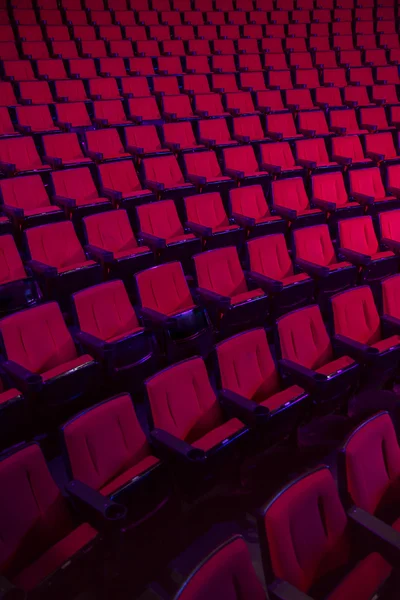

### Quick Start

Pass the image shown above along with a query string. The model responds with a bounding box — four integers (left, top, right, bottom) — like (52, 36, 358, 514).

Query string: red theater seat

(311, 171, 364, 220)
(349, 167, 399, 214)
(223, 145, 269, 189)
(184, 192, 241, 250)
(43, 132, 92, 168)
(0, 108, 19, 139)
(15, 105, 60, 134)
(197, 118, 238, 150)
(0, 136, 50, 177)
(265, 112, 301, 141)
(259, 142, 303, 179)
(18, 81, 53, 105)
(97, 160, 154, 210)
(0, 234, 39, 316)
(125, 125, 170, 159)
(51, 167, 111, 221)
(184, 150, 234, 198)
(141, 154, 196, 202)
(55, 102, 92, 132)
(331, 135, 373, 169)
(271, 177, 325, 228)
(295, 138, 340, 173)
(229, 185, 286, 238)
(85, 128, 130, 162)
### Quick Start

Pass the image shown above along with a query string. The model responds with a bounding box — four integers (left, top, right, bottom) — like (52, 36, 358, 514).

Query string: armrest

(186, 174, 207, 185)
(330, 125, 347, 134)
(163, 141, 181, 151)
(296, 158, 317, 169)
(196, 287, 231, 308)
(365, 151, 385, 162)
(66, 479, 127, 523)
(52, 194, 76, 208)
(333, 334, 379, 362)
(55, 120, 72, 131)
(338, 247, 371, 265)
(140, 307, 174, 328)
(139, 232, 166, 248)
(273, 204, 297, 220)
(231, 212, 256, 228)
(219, 389, 269, 425)
(224, 168, 245, 179)
(360, 123, 378, 133)
(332, 154, 352, 166)
(144, 180, 165, 192)
(381, 314, 400, 337)
(198, 137, 215, 147)
(2, 204, 24, 219)
(101, 187, 122, 201)
(298, 128, 316, 137)
(0, 162, 16, 175)
(269, 581, 315, 600)
(248, 270, 282, 293)
(351, 191, 375, 205)
(42, 155, 62, 168)
(86, 150, 104, 161)
(266, 131, 284, 141)
(386, 186, 400, 198)
(312, 197, 336, 212)
(150, 428, 206, 463)
(126, 144, 144, 155)
(185, 220, 212, 237)
(92, 117, 109, 127)
(15, 124, 32, 134)
(89, 93, 101, 101)
(260, 162, 282, 174)
(227, 108, 241, 116)
(347, 506, 400, 566)
(73, 330, 109, 361)
(0, 575, 26, 600)
(195, 109, 209, 117)
(27, 259, 58, 277)
(163, 112, 177, 120)
(381, 237, 400, 253)
(1, 360, 42, 394)
(233, 134, 251, 143)
(85, 244, 114, 263)
(279, 358, 326, 389)
(295, 258, 330, 278)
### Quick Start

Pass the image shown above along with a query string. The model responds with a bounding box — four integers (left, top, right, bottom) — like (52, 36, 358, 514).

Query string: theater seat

(258, 466, 395, 600)
(0, 443, 103, 598)
(162, 121, 205, 153)
(51, 167, 112, 224)
(197, 118, 238, 150)
(184, 192, 242, 250)
(55, 102, 93, 132)
(147, 356, 248, 475)
(136, 261, 213, 361)
(72, 282, 157, 387)
(98, 160, 155, 211)
(331, 286, 400, 388)
(265, 112, 302, 141)
(184, 151, 235, 199)
(43, 132, 92, 168)
(223, 146, 270, 190)
(271, 177, 325, 229)
(142, 154, 196, 204)
(379, 209, 400, 256)
(0, 136, 50, 177)
(137, 200, 201, 272)
(364, 132, 400, 166)
(194, 246, 269, 336)
(259, 142, 303, 179)
(229, 185, 286, 238)
(231, 116, 265, 145)
(298, 110, 330, 138)
(83, 209, 153, 286)
(25, 220, 103, 309)
(124, 125, 170, 160)
(85, 129, 131, 163)
(295, 138, 340, 174)
(0, 234, 39, 317)
(277, 304, 359, 400)
(331, 135, 373, 169)
(348, 167, 400, 214)
(247, 234, 314, 316)
(15, 104, 60, 135)
(0, 175, 64, 230)
(311, 171, 364, 221)
(217, 328, 308, 434)
(0, 302, 101, 421)
(329, 109, 368, 136)
(338, 216, 399, 287)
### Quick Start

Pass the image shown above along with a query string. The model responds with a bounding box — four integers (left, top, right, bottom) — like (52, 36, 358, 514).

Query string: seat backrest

(88, 77, 120, 100)
(93, 100, 127, 123)
(26, 220, 86, 269)
(0, 137, 42, 172)
(73, 280, 139, 342)
(295, 138, 329, 165)
(98, 160, 141, 193)
(260, 467, 349, 593)
(349, 167, 386, 200)
(260, 142, 295, 169)
(184, 150, 222, 180)
(54, 79, 87, 102)
(360, 107, 388, 128)
(0, 174, 50, 210)
(19, 81, 53, 104)
(330, 109, 359, 131)
(365, 132, 396, 160)
(198, 118, 232, 143)
(62, 393, 153, 492)
(382, 274, 400, 319)
(217, 328, 280, 403)
(153, 77, 180, 96)
(136, 261, 193, 316)
(338, 216, 379, 256)
(0, 302, 77, 373)
(162, 121, 196, 147)
(331, 286, 381, 345)
(83, 209, 137, 253)
(342, 413, 400, 515)
(248, 234, 293, 281)
(86, 128, 126, 158)
(185, 192, 228, 229)
(298, 111, 329, 135)
(43, 132, 84, 162)
(0, 443, 75, 579)
(343, 85, 371, 106)
(142, 155, 185, 186)
(232, 116, 263, 140)
(277, 305, 333, 370)
(51, 167, 99, 204)
(0, 82, 17, 107)
(311, 172, 349, 208)
(194, 93, 225, 117)
(56, 102, 92, 128)
(146, 357, 223, 443)
(137, 199, 184, 240)
(0, 234, 26, 284)
(194, 246, 247, 298)
(271, 177, 309, 212)
(121, 76, 150, 97)
(286, 89, 314, 110)
(229, 185, 269, 219)
(265, 113, 297, 137)
(223, 146, 259, 174)
(331, 134, 365, 160)
(125, 124, 162, 153)
(16, 105, 54, 130)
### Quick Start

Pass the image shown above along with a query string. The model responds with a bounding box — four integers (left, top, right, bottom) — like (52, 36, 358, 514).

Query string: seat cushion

(121, 189, 152, 199)
(107, 326, 144, 342)
(298, 208, 322, 217)
(372, 335, 400, 353)
(57, 260, 97, 274)
(372, 251, 395, 260)
(316, 355, 355, 376)
(100, 454, 160, 496)
(114, 246, 150, 259)
(281, 273, 310, 286)
(328, 261, 353, 271)
(231, 288, 264, 304)
(0, 388, 21, 404)
(192, 418, 244, 451)
(42, 354, 94, 381)
(256, 215, 283, 224)
(24, 206, 61, 217)
(326, 552, 392, 600)
(167, 233, 197, 244)
(261, 384, 305, 412)
(13, 524, 97, 592)
(213, 224, 240, 233)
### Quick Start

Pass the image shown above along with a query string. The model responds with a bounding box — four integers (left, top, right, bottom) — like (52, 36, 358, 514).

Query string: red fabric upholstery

(136, 261, 194, 316)
(230, 185, 278, 224)
(86, 128, 130, 160)
(343, 86, 372, 108)
(63, 393, 158, 493)
(19, 81, 53, 105)
(185, 192, 236, 232)
(84, 209, 147, 258)
(0, 174, 53, 213)
(0, 443, 96, 590)
(271, 177, 313, 214)
(146, 356, 243, 446)
(125, 125, 166, 155)
(260, 142, 301, 173)
(194, 93, 228, 118)
(88, 77, 121, 100)
(98, 160, 150, 197)
(198, 118, 236, 146)
(339, 216, 387, 258)
(382, 274, 400, 319)
(349, 167, 391, 202)
(217, 328, 305, 410)
(248, 234, 306, 284)
(223, 145, 266, 177)
(55, 102, 92, 128)
(137, 199, 194, 244)
(184, 151, 230, 183)
(255, 90, 285, 111)
(295, 138, 335, 167)
(294, 224, 344, 268)
(365, 132, 397, 160)
(312, 172, 354, 209)
(93, 100, 129, 125)
(232, 115, 264, 140)
(0, 235, 27, 284)
(0, 137, 46, 173)
(265, 113, 299, 138)
(330, 109, 366, 135)
(163, 121, 201, 150)
(52, 167, 108, 207)
(331, 135, 371, 165)
(0, 83, 18, 107)
(16, 105, 59, 133)
(43, 133, 90, 166)
(54, 80, 87, 102)
(298, 110, 329, 135)
(121, 77, 151, 97)
(153, 77, 180, 96)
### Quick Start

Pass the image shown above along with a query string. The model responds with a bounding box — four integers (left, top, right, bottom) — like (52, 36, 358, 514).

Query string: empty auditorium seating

(184, 150, 235, 198)
(271, 177, 325, 228)
(85, 129, 130, 162)
(141, 154, 196, 202)
(194, 246, 268, 336)
(348, 167, 400, 214)
(0, 233, 39, 316)
(331, 135, 373, 169)
(0, 302, 101, 420)
(223, 146, 269, 189)
(259, 142, 303, 179)
(364, 132, 400, 165)
(0, 136, 50, 176)
(97, 160, 155, 212)
(331, 286, 400, 387)
(247, 234, 314, 316)
(55, 102, 93, 131)
(311, 171, 364, 220)
(295, 138, 340, 173)
(184, 192, 241, 250)
(125, 125, 170, 159)
(229, 185, 286, 238)
(43, 132, 91, 168)
(136, 261, 213, 360)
